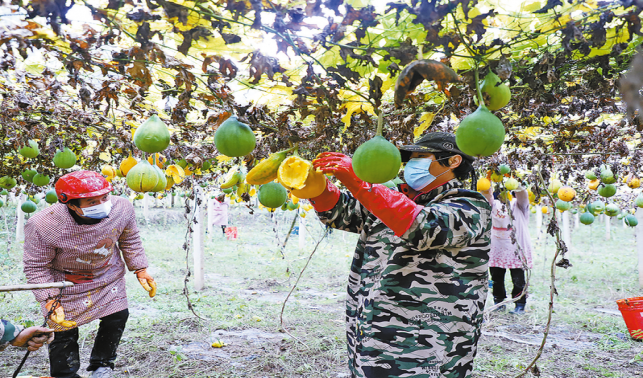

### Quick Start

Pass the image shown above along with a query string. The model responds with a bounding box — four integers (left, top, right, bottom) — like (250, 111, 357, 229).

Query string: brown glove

(45, 299, 77, 328)
(135, 268, 157, 298)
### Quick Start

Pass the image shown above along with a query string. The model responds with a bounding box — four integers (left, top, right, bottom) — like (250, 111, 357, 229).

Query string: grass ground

(1, 199, 642, 377)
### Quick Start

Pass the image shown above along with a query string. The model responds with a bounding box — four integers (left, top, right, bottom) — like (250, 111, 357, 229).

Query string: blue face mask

(403, 157, 451, 191)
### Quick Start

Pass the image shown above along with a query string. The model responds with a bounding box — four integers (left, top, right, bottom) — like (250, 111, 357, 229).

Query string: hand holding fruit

(313, 152, 361, 192)
(45, 299, 77, 328)
(135, 268, 157, 298)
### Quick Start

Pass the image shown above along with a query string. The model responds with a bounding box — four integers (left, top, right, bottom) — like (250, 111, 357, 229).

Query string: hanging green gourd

(352, 112, 401, 184)
(53, 147, 77, 169)
(133, 114, 171, 153)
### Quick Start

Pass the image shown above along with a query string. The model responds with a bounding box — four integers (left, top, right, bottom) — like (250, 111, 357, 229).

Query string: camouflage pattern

(317, 179, 492, 378)
(0, 319, 23, 351)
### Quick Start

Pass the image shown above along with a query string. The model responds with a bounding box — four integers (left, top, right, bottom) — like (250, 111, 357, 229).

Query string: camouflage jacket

(0, 319, 23, 351)
(318, 179, 492, 378)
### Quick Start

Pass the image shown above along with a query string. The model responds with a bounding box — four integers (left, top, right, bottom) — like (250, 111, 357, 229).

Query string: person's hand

(45, 299, 77, 328)
(10, 326, 54, 351)
(136, 268, 157, 298)
(312, 152, 362, 192)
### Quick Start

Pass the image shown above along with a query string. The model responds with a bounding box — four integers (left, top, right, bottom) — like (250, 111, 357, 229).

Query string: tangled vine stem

(279, 227, 329, 349)
(514, 169, 569, 378)
(182, 181, 208, 321)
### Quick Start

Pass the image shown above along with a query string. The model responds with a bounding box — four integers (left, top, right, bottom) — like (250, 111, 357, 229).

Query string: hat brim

(399, 144, 475, 163)
(399, 145, 444, 162)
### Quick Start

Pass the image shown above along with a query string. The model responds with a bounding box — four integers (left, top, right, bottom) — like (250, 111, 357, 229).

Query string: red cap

(55, 171, 113, 203)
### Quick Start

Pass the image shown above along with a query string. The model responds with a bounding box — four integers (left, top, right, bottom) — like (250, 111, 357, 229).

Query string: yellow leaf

(341, 101, 375, 132)
(522, 0, 543, 12)
(165, 165, 186, 184)
(216, 155, 234, 163)
(413, 112, 435, 140)
(99, 152, 111, 162)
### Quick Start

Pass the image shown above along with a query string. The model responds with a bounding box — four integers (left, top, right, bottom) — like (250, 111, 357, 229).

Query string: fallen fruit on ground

(134, 114, 171, 153)
(455, 105, 505, 157)
(214, 116, 256, 157)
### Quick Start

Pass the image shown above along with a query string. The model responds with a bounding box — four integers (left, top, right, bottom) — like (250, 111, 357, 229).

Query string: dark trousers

(489, 267, 526, 305)
(49, 309, 129, 378)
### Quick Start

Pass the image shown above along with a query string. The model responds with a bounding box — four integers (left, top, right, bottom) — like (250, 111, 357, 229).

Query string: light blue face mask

(403, 157, 451, 191)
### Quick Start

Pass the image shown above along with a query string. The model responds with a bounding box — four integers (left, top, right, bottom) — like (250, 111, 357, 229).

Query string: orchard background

(1, 0, 643, 376)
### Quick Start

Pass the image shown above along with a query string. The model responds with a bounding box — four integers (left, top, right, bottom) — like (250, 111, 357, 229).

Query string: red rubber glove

(312, 152, 423, 237)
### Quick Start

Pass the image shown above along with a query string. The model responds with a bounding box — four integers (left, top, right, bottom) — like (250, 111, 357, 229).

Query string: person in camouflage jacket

(310, 132, 492, 378)
(1, 319, 53, 352)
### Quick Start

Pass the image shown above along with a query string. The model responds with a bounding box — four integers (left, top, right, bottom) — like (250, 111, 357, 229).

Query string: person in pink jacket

(23, 171, 156, 378)
(481, 185, 534, 314)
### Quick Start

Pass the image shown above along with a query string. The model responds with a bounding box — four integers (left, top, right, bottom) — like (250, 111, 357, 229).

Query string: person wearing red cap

(23, 171, 156, 378)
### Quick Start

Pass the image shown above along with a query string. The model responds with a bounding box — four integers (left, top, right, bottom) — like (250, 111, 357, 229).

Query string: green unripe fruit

(555, 199, 571, 212)
(353, 136, 401, 184)
(0, 176, 17, 190)
(214, 116, 256, 157)
(604, 204, 619, 217)
(498, 164, 511, 175)
(133, 114, 171, 153)
(635, 196, 643, 208)
(504, 178, 519, 191)
(45, 190, 58, 204)
(22, 169, 37, 183)
(580, 212, 595, 225)
(584, 170, 597, 180)
(597, 184, 616, 198)
(53, 147, 77, 169)
(258, 182, 288, 209)
(32, 173, 50, 187)
(625, 214, 638, 227)
(481, 72, 511, 110)
(455, 105, 505, 157)
(127, 160, 159, 193)
(21, 200, 37, 213)
(19, 140, 40, 158)
(600, 169, 616, 184)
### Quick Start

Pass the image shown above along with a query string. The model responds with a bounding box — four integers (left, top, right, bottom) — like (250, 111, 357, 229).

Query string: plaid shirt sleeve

(117, 200, 148, 271)
(23, 221, 58, 303)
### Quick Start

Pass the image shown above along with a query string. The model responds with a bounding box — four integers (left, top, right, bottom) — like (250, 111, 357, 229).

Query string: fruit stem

(473, 65, 485, 108)
(376, 111, 383, 137)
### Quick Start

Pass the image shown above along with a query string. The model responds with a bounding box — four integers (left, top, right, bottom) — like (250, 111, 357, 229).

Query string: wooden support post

(193, 188, 205, 290)
(562, 211, 571, 251)
(298, 212, 306, 251)
(143, 194, 150, 224)
(15, 193, 26, 244)
(574, 212, 580, 230)
(207, 196, 214, 239)
(637, 209, 643, 289)
(605, 214, 611, 240)
(536, 205, 543, 241)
